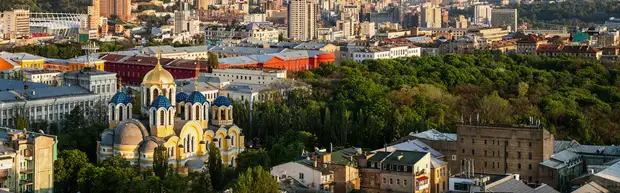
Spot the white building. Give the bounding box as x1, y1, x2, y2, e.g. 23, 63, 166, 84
0, 78, 115, 127
0, 69, 63, 86
248, 25, 280, 43
352, 45, 421, 62
271, 158, 334, 191
211, 68, 286, 85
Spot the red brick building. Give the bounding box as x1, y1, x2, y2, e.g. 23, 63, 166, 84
100, 54, 210, 85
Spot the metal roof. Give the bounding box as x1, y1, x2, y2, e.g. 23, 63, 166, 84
534, 184, 560, 193
382, 150, 427, 166
554, 140, 580, 153
594, 160, 620, 183
411, 129, 457, 141
378, 139, 444, 159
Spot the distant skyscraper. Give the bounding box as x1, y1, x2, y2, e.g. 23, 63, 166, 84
456, 15, 468, 28
491, 9, 517, 32
473, 5, 492, 25
420, 4, 442, 28
287, 0, 318, 41
175, 0, 200, 34
99, 0, 131, 22
88, 0, 100, 30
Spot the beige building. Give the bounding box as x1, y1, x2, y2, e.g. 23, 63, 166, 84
288, 0, 318, 41
360, 150, 432, 193
1, 9, 30, 37
473, 27, 510, 42
0, 127, 57, 193
420, 4, 442, 28
473, 5, 492, 25
456, 15, 468, 29
491, 9, 517, 32
99, 0, 131, 22
360, 22, 376, 39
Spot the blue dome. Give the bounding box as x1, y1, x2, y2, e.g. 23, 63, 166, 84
110, 91, 131, 105
213, 96, 232, 107
186, 91, 207, 104
151, 96, 172, 109
176, 92, 189, 103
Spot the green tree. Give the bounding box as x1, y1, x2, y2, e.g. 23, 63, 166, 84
188, 170, 213, 193
479, 91, 513, 124
208, 142, 225, 190
236, 149, 271, 174
232, 166, 279, 193
12, 113, 28, 131
207, 52, 219, 70
55, 150, 91, 193
153, 145, 169, 182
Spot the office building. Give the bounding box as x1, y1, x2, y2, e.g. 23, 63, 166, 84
420, 4, 442, 28
1, 9, 30, 37
491, 9, 517, 32
287, 0, 318, 41
99, 0, 131, 22
0, 127, 57, 193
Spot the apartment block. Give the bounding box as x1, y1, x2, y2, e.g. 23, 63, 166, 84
491, 9, 517, 32
288, 0, 318, 41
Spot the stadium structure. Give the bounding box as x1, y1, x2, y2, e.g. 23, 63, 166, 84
29, 12, 88, 38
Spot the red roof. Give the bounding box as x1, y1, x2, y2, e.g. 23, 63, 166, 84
416, 176, 428, 181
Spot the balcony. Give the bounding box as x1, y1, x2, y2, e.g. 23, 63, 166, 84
20, 168, 32, 174
416, 183, 429, 191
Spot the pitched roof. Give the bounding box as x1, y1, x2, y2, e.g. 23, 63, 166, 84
594, 161, 620, 183
554, 140, 580, 153
534, 184, 560, 193
411, 129, 457, 141
382, 150, 427, 166
367, 151, 392, 163
378, 139, 444, 159
487, 178, 535, 193
572, 181, 609, 193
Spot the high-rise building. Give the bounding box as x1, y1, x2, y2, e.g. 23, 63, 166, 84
287, 0, 318, 41
420, 4, 442, 28
175, 0, 201, 34
1, 9, 30, 37
491, 9, 517, 32
88, 0, 100, 30
473, 5, 492, 25
456, 15, 468, 28
197, 0, 209, 11
359, 21, 376, 39
99, 0, 131, 22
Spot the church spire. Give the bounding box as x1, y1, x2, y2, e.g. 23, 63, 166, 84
155, 47, 163, 71
118, 77, 123, 92
194, 57, 200, 91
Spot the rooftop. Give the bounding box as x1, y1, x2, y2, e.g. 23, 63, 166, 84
410, 129, 457, 141
381, 150, 427, 166
594, 160, 620, 183
378, 139, 444, 159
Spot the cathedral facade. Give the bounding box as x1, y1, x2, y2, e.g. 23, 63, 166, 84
97, 54, 245, 173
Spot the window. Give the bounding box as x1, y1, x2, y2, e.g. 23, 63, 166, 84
518, 163, 521, 169
484, 150, 487, 156
462, 149, 465, 153
485, 161, 487, 168
404, 180, 407, 186
518, 141, 521, 147
528, 176, 532, 182
518, 152, 521, 159
472, 150, 475, 155
529, 142, 532, 147
396, 179, 400, 185
529, 164, 532, 170
299, 173, 304, 180
382, 178, 386, 184
390, 178, 393, 184
528, 152, 532, 160
485, 140, 487, 144
472, 138, 475, 144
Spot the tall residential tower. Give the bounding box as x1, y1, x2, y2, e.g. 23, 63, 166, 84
287, 0, 318, 41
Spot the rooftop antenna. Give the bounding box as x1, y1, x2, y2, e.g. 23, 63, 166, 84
81, 42, 99, 69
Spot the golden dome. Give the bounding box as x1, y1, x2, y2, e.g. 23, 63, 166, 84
142, 50, 175, 86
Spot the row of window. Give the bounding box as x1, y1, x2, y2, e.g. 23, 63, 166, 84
463, 149, 533, 160
464, 137, 534, 147
382, 177, 408, 186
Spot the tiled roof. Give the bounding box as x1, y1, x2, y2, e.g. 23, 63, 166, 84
186, 91, 208, 104
151, 95, 172, 109
175, 92, 189, 103
213, 96, 232, 107
110, 91, 131, 105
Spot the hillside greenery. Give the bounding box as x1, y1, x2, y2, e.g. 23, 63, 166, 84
232, 53, 620, 160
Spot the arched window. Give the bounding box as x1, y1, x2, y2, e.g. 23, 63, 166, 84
188, 105, 193, 120
160, 111, 165, 126
111, 106, 115, 121
195, 106, 200, 120
152, 110, 157, 126
204, 106, 208, 120
191, 136, 195, 152
145, 89, 150, 106
119, 106, 124, 121
218, 138, 222, 148
231, 135, 235, 147
152, 89, 158, 102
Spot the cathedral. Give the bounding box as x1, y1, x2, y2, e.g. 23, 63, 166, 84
97, 53, 245, 173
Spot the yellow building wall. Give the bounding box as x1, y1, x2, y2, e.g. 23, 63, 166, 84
21, 60, 45, 69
